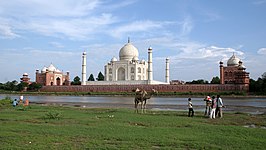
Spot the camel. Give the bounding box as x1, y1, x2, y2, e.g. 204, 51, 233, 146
134, 88, 158, 113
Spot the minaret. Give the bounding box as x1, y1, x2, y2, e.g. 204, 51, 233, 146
81, 51, 87, 85
148, 46, 153, 84
165, 57, 170, 83
219, 61, 224, 84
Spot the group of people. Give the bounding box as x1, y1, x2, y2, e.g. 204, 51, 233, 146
12, 95, 29, 107
188, 95, 224, 119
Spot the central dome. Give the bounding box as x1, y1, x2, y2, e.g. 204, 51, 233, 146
119, 41, 139, 61
227, 53, 240, 66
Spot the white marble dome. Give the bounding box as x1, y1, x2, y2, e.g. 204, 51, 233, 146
41, 67, 47, 73
48, 64, 57, 72
119, 42, 139, 61
227, 54, 240, 66
111, 57, 118, 62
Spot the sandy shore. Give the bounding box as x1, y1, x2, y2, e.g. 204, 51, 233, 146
31, 102, 266, 115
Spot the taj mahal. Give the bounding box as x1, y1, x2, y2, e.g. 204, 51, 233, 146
81, 39, 170, 85
24, 38, 250, 93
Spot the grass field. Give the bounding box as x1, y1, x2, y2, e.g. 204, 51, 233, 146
0, 99, 266, 149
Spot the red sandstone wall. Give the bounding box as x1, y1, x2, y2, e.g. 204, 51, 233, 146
40, 84, 249, 93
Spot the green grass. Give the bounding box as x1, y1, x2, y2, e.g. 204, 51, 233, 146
0, 99, 265, 149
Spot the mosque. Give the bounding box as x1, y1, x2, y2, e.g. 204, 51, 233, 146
81, 39, 170, 85
35, 64, 70, 86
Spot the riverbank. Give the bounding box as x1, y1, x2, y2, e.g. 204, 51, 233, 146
0, 104, 265, 149
1, 90, 266, 98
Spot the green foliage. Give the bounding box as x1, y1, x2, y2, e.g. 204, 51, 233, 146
96, 71, 104, 81
71, 76, 81, 85
17, 82, 29, 91
88, 74, 95, 81
249, 72, 266, 95
186, 79, 209, 84
0, 80, 19, 91
210, 76, 220, 84
0, 106, 265, 149
28, 82, 42, 91
44, 111, 62, 120
0, 96, 12, 107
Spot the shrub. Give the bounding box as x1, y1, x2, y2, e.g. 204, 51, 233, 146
44, 111, 62, 120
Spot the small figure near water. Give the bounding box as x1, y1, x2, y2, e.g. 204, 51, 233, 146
12, 99, 18, 107
24, 99, 29, 106
204, 95, 212, 116
209, 96, 217, 119
215, 95, 224, 118
188, 98, 194, 117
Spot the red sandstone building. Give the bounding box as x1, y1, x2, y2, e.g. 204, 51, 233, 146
20, 73, 31, 84
35, 64, 70, 86
219, 53, 249, 86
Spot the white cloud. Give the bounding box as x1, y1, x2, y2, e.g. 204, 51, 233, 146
180, 16, 193, 36
110, 20, 163, 38
0, 22, 19, 39
257, 48, 266, 54
0, 0, 101, 17
49, 42, 65, 48
252, 0, 266, 5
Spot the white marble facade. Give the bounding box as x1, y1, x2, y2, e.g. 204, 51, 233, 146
104, 40, 148, 81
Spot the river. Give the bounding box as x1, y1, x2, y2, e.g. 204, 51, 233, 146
1, 94, 266, 113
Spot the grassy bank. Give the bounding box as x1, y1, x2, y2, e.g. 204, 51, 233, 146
0, 98, 265, 149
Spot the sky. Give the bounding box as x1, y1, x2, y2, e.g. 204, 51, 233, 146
0, 0, 266, 83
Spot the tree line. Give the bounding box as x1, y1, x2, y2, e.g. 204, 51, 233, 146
0, 81, 42, 92
1, 72, 266, 94
71, 72, 104, 85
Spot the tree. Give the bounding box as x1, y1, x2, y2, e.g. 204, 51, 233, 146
96, 72, 104, 81
17, 82, 29, 91
187, 79, 209, 84
210, 76, 220, 84
4, 80, 18, 91
88, 74, 95, 81
71, 76, 81, 85
28, 82, 42, 91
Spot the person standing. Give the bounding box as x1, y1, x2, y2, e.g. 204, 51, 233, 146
210, 96, 216, 119
204, 95, 212, 116
215, 95, 224, 118
188, 98, 194, 117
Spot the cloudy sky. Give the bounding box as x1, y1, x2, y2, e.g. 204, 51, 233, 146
0, 0, 265, 83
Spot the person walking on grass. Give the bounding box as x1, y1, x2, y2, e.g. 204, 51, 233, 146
210, 96, 217, 119
215, 95, 224, 118
188, 98, 194, 117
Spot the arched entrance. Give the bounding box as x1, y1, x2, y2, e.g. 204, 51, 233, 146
117, 67, 125, 81
56, 77, 61, 85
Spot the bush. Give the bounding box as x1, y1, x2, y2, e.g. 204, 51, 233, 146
0, 96, 13, 107
44, 111, 62, 120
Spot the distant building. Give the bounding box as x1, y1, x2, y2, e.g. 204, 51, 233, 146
36, 64, 70, 86
20, 73, 31, 84
220, 53, 249, 85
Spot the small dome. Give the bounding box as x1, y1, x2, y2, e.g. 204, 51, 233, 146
23, 73, 28, 76
56, 69, 61, 72
83, 51, 86, 55
41, 67, 47, 73
139, 59, 145, 64
119, 41, 139, 61
48, 64, 57, 72
111, 57, 117, 62
227, 54, 240, 66
132, 56, 139, 61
